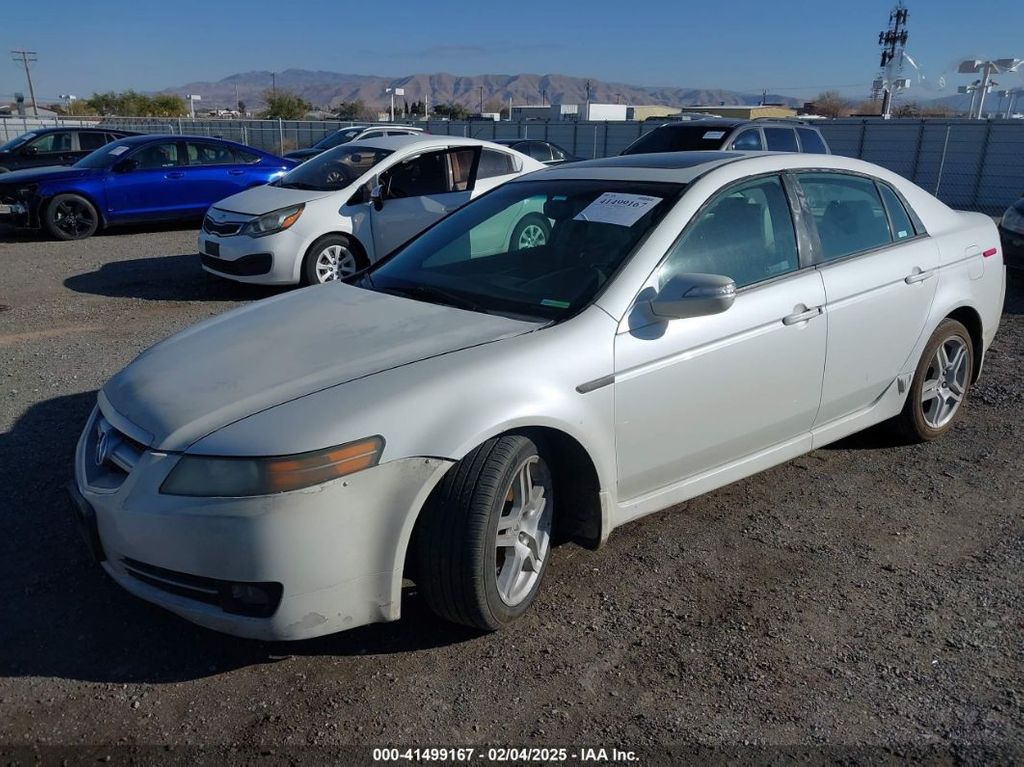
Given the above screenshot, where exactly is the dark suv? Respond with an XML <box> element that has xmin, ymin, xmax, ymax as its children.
<box><xmin>0</xmin><ymin>127</ymin><xmax>139</xmax><ymax>173</ymax></box>
<box><xmin>622</xmin><ymin>119</ymin><xmax>830</xmax><ymax>156</ymax></box>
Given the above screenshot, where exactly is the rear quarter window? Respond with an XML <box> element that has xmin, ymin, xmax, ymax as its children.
<box><xmin>763</xmin><ymin>127</ymin><xmax>799</xmax><ymax>152</ymax></box>
<box><xmin>796</xmin><ymin>128</ymin><xmax>828</xmax><ymax>154</ymax></box>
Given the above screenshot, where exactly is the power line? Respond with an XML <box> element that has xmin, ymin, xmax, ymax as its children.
<box><xmin>11</xmin><ymin>49</ymin><xmax>39</xmax><ymax>116</ymax></box>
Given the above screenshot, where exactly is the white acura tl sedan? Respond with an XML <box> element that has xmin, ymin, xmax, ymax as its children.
<box><xmin>198</xmin><ymin>135</ymin><xmax>545</xmax><ymax>285</ymax></box>
<box><xmin>71</xmin><ymin>151</ymin><xmax>1005</xmax><ymax>640</ymax></box>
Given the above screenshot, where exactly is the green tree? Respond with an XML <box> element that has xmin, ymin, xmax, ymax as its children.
<box><xmin>150</xmin><ymin>94</ymin><xmax>187</xmax><ymax>116</ymax></box>
<box><xmin>260</xmin><ymin>89</ymin><xmax>312</xmax><ymax>119</ymax></box>
<box><xmin>333</xmin><ymin>100</ymin><xmax>370</xmax><ymax>120</ymax></box>
<box><xmin>434</xmin><ymin>102</ymin><xmax>468</xmax><ymax>120</ymax></box>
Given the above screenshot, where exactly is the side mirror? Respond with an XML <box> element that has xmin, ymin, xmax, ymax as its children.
<box><xmin>370</xmin><ymin>183</ymin><xmax>384</xmax><ymax>211</ymax></box>
<box><xmin>114</xmin><ymin>158</ymin><xmax>138</xmax><ymax>173</ymax></box>
<box><xmin>21</xmin><ymin>146</ymin><xmax>38</xmax><ymax>157</ymax></box>
<box><xmin>649</xmin><ymin>273</ymin><xmax>736</xmax><ymax>320</ymax></box>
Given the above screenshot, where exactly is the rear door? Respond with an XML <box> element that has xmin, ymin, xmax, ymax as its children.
<box><xmin>74</xmin><ymin>131</ymin><xmax>110</xmax><ymax>163</ymax></box>
<box><xmin>180</xmin><ymin>140</ymin><xmax>254</xmax><ymax>213</ymax></box>
<box><xmin>20</xmin><ymin>131</ymin><xmax>77</xmax><ymax>168</ymax></box>
<box><xmin>796</xmin><ymin>171</ymin><xmax>939</xmax><ymax>427</ymax></box>
<box><xmin>368</xmin><ymin>146</ymin><xmax>477</xmax><ymax>256</ymax></box>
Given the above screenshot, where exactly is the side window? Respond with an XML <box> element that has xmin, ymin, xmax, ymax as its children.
<box><xmin>29</xmin><ymin>132</ymin><xmax>73</xmax><ymax>153</ymax></box>
<box><xmin>524</xmin><ymin>142</ymin><xmax>553</xmax><ymax>162</ymax></box>
<box><xmin>361</xmin><ymin>130</ymin><xmax>384</xmax><ymax>140</ymax></box>
<box><xmin>449</xmin><ymin>147</ymin><xmax>476</xmax><ymax>191</ymax></box>
<box><xmin>186</xmin><ymin>142</ymin><xmax>235</xmax><ymax>166</ymax></box>
<box><xmin>383</xmin><ymin>150</ymin><xmax>450</xmax><ymax>198</ymax></box>
<box><xmin>132</xmin><ymin>142</ymin><xmax>180</xmax><ymax>169</ymax></box>
<box><xmin>548</xmin><ymin>143</ymin><xmax>567</xmax><ymax>162</ymax></box>
<box><xmin>232</xmin><ymin>148</ymin><xmax>262</xmax><ymax>165</ymax></box>
<box><xmin>878</xmin><ymin>182</ymin><xmax>916</xmax><ymax>241</ymax></box>
<box><xmin>797</xmin><ymin>173</ymin><xmax>892</xmax><ymax>260</ymax></box>
<box><xmin>763</xmin><ymin>127</ymin><xmax>799</xmax><ymax>152</ymax></box>
<box><xmin>477</xmin><ymin>149</ymin><xmax>517</xmax><ymax>179</ymax></box>
<box><xmin>78</xmin><ymin>132</ymin><xmax>108</xmax><ymax>151</ymax></box>
<box><xmin>662</xmin><ymin>175</ymin><xmax>799</xmax><ymax>288</ymax></box>
<box><xmin>731</xmin><ymin>129</ymin><xmax>763</xmax><ymax>151</ymax></box>
<box><xmin>796</xmin><ymin>128</ymin><xmax>828</xmax><ymax>154</ymax></box>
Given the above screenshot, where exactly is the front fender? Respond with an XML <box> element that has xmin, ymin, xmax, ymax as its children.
<box><xmin>188</xmin><ymin>306</ymin><xmax>620</xmax><ymax>501</ymax></box>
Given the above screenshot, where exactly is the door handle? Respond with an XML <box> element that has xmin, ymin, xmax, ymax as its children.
<box><xmin>905</xmin><ymin>268</ymin><xmax>935</xmax><ymax>284</ymax></box>
<box><xmin>165</xmin><ymin>171</ymin><xmax>184</xmax><ymax>179</ymax></box>
<box><xmin>228</xmin><ymin>169</ymin><xmax>245</xmax><ymax>175</ymax></box>
<box><xmin>782</xmin><ymin>306</ymin><xmax>823</xmax><ymax>325</ymax></box>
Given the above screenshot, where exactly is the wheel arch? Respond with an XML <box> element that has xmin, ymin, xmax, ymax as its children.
<box><xmin>298</xmin><ymin>230</ymin><xmax>368</xmax><ymax>283</ymax></box>
<box><xmin>40</xmin><ymin>188</ymin><xmax>108</xmax><ymax>229</ymax></box>
<box><xmin>401</xmin><ymin>423</ymin><xmax>608</xmax><ymax>585</ymax></box>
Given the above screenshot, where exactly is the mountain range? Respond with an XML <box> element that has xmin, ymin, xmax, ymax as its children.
<box><xmin>160</xmin><ymin>69</ymin><xmax>803</xmax><ymax>111</ymax></box>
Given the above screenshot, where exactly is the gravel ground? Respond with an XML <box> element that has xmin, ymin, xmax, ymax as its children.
<box><xmin>0</xmin><ymin>224</ymin><xmax>1022</xmax><ymax>761</ymax></box>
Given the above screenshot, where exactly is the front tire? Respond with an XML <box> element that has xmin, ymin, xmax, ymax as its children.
<box><xmin>510</xmin><ymin>214</ymin><xmax>551</xmax><ymax>251</ymax></box>
<box><xmin>301</xmin><ymin>234</ymin><xmax>366</xmax><ymax>285</ymax></box>
<box><xmin>45</xmin><ymin>193</ymin><xmax>99</xmax><ymax>240</ymax></box>
<box><xmin>414</xmin><ymin>435</ymin><xmax>554</xmax><ymax>631</ymax></box>
<box><xmin>896</xmin><ymin>319</ymin><xmax>974</xmax><ymax>442</ymax></box>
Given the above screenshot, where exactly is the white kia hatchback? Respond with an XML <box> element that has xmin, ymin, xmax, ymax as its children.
<box><xmin>199</xmin><ymin>136</ymin><xmax>545</xmax><ymax>285</ymax></box>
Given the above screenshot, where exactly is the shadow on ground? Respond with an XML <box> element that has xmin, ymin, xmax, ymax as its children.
<box><xmin>64</xmin><ymin>253</ymin><xmax>287</xmax><ymax>302</ymax></box>
<box><xmin>0</xmin><ymin>392</ymin><xmax>478</xmax><ymax>685</ymax></box>
<box><xmin>0</xmin><ymin>220</ymin><xmax>201</xmax><ymax>244</ymax></box>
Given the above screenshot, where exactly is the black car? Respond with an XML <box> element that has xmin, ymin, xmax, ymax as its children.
<box><xmin>493</xmin><ymin>139</ymin><xmax>580</xmax><ymax>165</ymax></box>
<box><xmin>621</xmin><ymin>119</ymin><xmax>831</xmax><ymax>156</ymax></box>
<box><xmin>0</xmin><ymin>127</ymin><xmax>139</xmax><ymax>173</ymax></box>
<box><xmin>999</xmin><ymin>196</ymin><xmax>1024</xmax><ymax>270</ymax></box>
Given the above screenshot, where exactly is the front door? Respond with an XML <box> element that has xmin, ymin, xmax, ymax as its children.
<box><xmin>103</xmin><ymin>141</ymin><xmax>187</xmax><ymax>220</ymax></box>
<box><xmin>614</xmin><ymin>174</ymin><xmax>828</xmax><ymax>501</ymax></box>
<box><xmin>368</xmin><ymin>147</ymin><xmax>476</xmax><ymax>257</ymax></box>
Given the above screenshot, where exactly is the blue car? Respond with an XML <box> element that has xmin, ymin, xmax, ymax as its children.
<box><xmin>0</xmin><ymin>134</ymin><xmax>296</xmax><ymax>240</ymax></box>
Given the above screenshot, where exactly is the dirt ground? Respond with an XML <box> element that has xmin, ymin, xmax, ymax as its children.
<box><xmin>1</xmin><ymin>224</ymin><xmax>1021</xmax><ymax>762</ymax></box>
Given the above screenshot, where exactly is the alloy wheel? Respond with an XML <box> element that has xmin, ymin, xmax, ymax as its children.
<box><xmin>53</xmin><ymin>199</ymin><xmax>96</xmax><ymax>238</ymax></box>
<box><xmin>920</xmin><ymin>335</ymin><xmax>969</xmax><ymax>429</ymax></box>
<box><xmin>517</xmin><ymin>223</ymin><xmax>547</xmax><ymax>249</ymax></box>
<box><xmin>494</xmin><ymin>455</ymin><xmax>552</xmax><ymax>607</ymax></box>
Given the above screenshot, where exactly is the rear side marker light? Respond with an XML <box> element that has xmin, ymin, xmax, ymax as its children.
<box><xmin>983</xmin><ymin>248</ymin><xmax>998</xmax><ymax>258</ymax></box>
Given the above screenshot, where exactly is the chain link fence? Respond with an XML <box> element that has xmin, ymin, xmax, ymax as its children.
<box><xmin>3</xmin><ymin>114</ymin><xmax>1022</xmax><ymax>214</ymax></box>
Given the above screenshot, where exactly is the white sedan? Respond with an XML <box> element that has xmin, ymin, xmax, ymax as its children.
<box><xmin>198</xmin><ymin>135</ymin><xmax>546</xmax><ymax>285</ymax></box>
<box><xmin>72</xmin><ymin>151</ymin><xmax>1005</xmax><ymax>640</ymax></box>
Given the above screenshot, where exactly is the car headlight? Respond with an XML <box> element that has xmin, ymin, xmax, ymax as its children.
<box><xmin>1001</xmin><ymin>205</ymin><xmax>1024</xmax><ymax>235</ymax></box>
<box><xmin>160</xmin><ymin>435</ymin><xmax>384</xmax><ymax>497</ymax></box>
<box><xmin>240</xmin><ymin>203</ymin><xmax>304</xmax><ymax>237</ymax></box>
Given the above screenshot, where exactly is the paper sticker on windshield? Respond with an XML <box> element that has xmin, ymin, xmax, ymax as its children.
<box><xmin>108</xmin><ymin>145</ymin><xmax>130</xmax><ymax>156</ymax></box>
<box><xmin>703</xmin><ymin>130</ymin><xmax>726</xmax><ymax>139</ymax></box>
<box><xmin>574</xmin><ymin>193</ymin><xmax>662</xmax><ymax>227</ymax></box>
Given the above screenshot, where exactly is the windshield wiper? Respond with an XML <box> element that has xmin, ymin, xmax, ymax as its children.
<box><xmin>376</xmin><ymin>283</ymin><xmax>487</xmax><ymax>314</ymax></box>
<box><xmin>274</xmin><ymin>181</ymin><xmax>321</xmax><ymax>190</ymax></box>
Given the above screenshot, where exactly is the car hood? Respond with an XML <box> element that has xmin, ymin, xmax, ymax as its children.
<box><xmin>212</xmin><ymin>182</ymin><xmax>340</xmax><ymax>214</ymax></box>
<box><xmin>0</xmin><ymin>165</ymin><xmax>99</xmax><ymax>183</ymax></box>
<box><xmin>101</xmin><ymin>283</ymin><xmax>541</xmax><ymax>451</ymax></box>
<box><xmin>284</xmin><ymin>149</ymin><xmax>321</xmax><ymax>161</ymax></box>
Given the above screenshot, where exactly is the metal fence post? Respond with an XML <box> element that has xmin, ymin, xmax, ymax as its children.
<box><xmin>909</xmin><ymin>120</ymin><xmax>926</xmax><ymax>183</ymax></box>
<box><xmin>934</xmin><ymin>125</ymin><xmax>951</xmax><ymax>198</ymax></box>
<box><xmin>857</xmin><ymin>119</ymin><xmax>868</xmax><ymax>159</ymax></box>
<box><xmin>969</xmin><ymin>119</ymin><xmax>993</xmax><ymax>211</ymax></box>
<box><xmin>278</xmin><ymin>118</ymin><xmax>284</xmax><ymax>155</ymax></box>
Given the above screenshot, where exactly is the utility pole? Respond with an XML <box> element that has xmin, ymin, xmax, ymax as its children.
<box><xmin>873</xmin><ymin>3</ymin><xmax>909</xmax><ymax>119</ymax></box>
<box><xmin>11</xmin><ymin>50</ymin><xmax>39</xmax><ymax>116</ymax></box>
<box><xmin>479</xmin><ymin>86</ymin><xmax>484</xmax><ymax>115</ymax></box>
<box><xmin>585</xmin><ymin>80</ymin><xmax>592</xmax><ymax>121</ymax></box>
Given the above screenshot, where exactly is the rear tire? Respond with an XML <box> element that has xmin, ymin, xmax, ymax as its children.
<box><xmin>895</xmin><ymin>319</ymin><xmax>974</xmax><ymax>442</ymax></box>
<box><xmin>301</xmin><ymin>234</ymin><xmax>366</xmax><ymax>285</ymax></box>
<box><xmin>44</xmin><ymin>193</ymin><xmax>99</xmax><ymax>240</ymax></box>
<box><xmin>414</xmin><ymin>435</ymin><xmax>554</xmax><ymax>631</ymax></box>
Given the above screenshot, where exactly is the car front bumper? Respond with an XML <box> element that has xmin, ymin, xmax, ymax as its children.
<box><xmin>73</xmin><ymin>404</ymin><xmax>453</xmax><ymax>641</ymax></box>
<box><xmin>0</xmin><ymin>201</ymin><xmax>31</xmax><ymax>227</ymax></box>
<box><xmin>999</xmin><ymin>224</ymin><xmax>1024</xmax><ymax>269</ymax></box>
<box><xmin>199</xmin><ymin>228</ymin><xmax>306</xmax><ymax>285</ymax></box>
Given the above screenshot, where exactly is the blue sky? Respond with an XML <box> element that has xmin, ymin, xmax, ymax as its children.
<box><xmin>3</xmin><ymin>0</ymin><xmax>1022</xmax><ymax>103</ymax></box>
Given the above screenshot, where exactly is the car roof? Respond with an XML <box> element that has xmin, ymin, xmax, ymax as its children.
<box><xmin>652</xmin><ymin>118</ymin><xmax>818</xmax><ymax>130</ymax></box>
<box><xmin>349</xmin><ymin>134</ymin><xmax>518</xmax><ymax>151</ymax></box>
<box><xmin>15</xmin><ymin>126</ymin><xmax>136</xmax><ymax>135</ymax></box>
<box><xmin>524</xmin><ymin>151</ymin><xmax>750</xmax><ymax>183</ymax></box>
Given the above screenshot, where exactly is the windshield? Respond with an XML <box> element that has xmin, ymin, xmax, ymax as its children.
<box><xmin>358</xmin><ymin>179</ymin><xmax>684</xmax><ymax>321</ymax></box>
<box><xmin>272</xmin><ymin>144</ymin><xmax>392</xmax><ymax>191</ymax></box>
<box><xmin>623</xmin><ymin>125</ymin><xmax>732</xmax><ymax>154</ymax></box>
<box><xmin>74</xmin><ymin>140</ymin><xmax>135</xmax><ymax>169</ymax></box>
<box><xmin>0</xmin><ymin>132</ymin><xmax>37</xmax><ymax>152</ymax></box>
<box><xmin>312</xmin><ymin>128</ymin><xmax>363</xmax><ymax>150</ymax></box>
